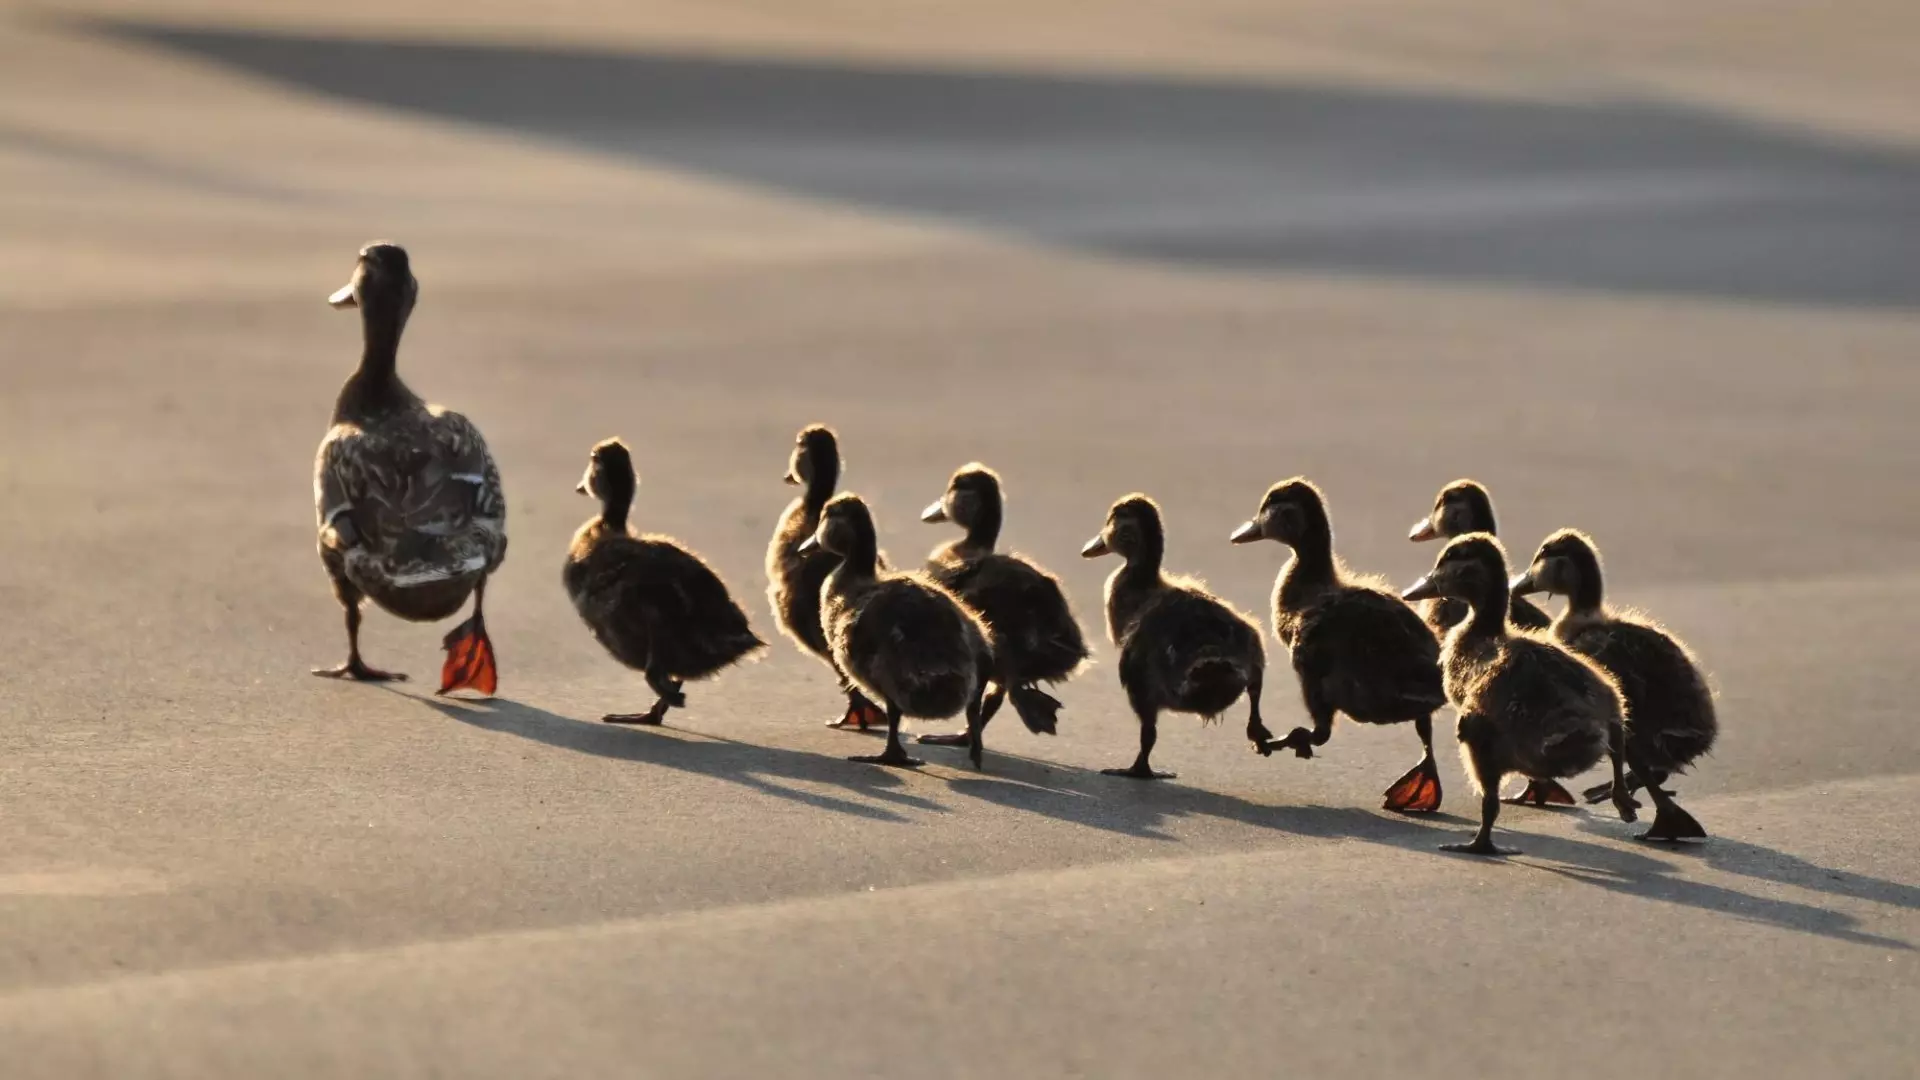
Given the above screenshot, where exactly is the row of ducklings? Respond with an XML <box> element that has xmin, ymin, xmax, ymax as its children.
<box><xmin>567</xmin><ymin>424</ymin><xmax>1715</xmax><ymax>856</ymax></box>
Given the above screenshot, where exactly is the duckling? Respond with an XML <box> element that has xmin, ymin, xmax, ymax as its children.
<box><xmin>1082</xmin><ymin>495</ymin><xmax>1267</xmax><ymax>780</ymax></box>
<box><xmin>1511</xmin><ymin>529</ymin><xmax>1714</xmax><ymax>841</ymax></box>
<box><xmin>1231</xmin><ymin>479</ymin><xmax>1449</xmax><ymax>812</ymax></box>
<box><xmin>1407</xmin><ymin>479</ymin><xmax>1553</xmax><ymax>634</ymax></box>
<box><xmin>565</xmin><ymin>439</ymin><xmax>764</xmax><ymax>724</ymax></box>
<box><xmin>312</xmin><ymin>242</ymin><xmax>506</xmax><ymax>694</ymax></box>
<box><xmin>765</xmin><ymin>424</ymin><xmax>887</xmax><ymax>731</ymax></box>
<box><xmin>801</xmin><ymin>494</ymin><xmax>994</xmax><ymax>769</ymax></box>
<box><xmin>1402</xmin><ymin>534</ymin><xmax>1639</xmax><ymax>855</ymax></box>
<box><xmin>915</xmin><ymin>463</ymin><xmax>1089</xmax><ymax>749</ymax></box>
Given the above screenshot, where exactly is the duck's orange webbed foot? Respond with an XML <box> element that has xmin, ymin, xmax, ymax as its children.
<box><xmin>437</xmin><ymin>614</ymin><xmax>498</xmax><ymax>697</ymax></box>
<box><xmin>1504</xmin><ymin>779</ymin><xmax>1576</xmax><ymax>807</ymax></box>
<box><xmin>826</xmin><ymin>694</ymin><xmax>886</xmax><ymax>732</ymax></box>
<box><xmin>1382</xmin><ymin>755</ymin><xmax>1443</xmax><ymax>813</ymax></box>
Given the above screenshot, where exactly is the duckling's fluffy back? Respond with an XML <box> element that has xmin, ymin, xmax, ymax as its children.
<box><xmin>1285</xmin><ymin>579</ymin><xmax>1446</xmax><ymax>722</ymax></box>
<box><xmin>1557</xmin><ymin>608</ymin><xmax>1717</xmax><ymax>774</ymax></box>
<box><xmin>767</xmin><ymin>495</ymin><xmax>837</xmax><ymax>658</ymax></box>
<box><xmin>1445</xmin><ymin>629</ymin><xmax>1622</xmax><ymax>790</ymax></box>
<box><xmin>827</xmin><ymin>571</ymin><xmax>990</xmax><ymax>719</ymax></box>
<box><xmin>928</xmin><ymin>551</ymin><xmax>1088</xmax><ymax>685</ymax></box>
<box><xmin>1117</xmin><ymin>576</ymin><xmax>1265</xmax><ymax>720</ymax></box>
<box><xmin>568</xmin><ymin>523</ymin><xmax>765</xmax><ymax>679</ymax></box>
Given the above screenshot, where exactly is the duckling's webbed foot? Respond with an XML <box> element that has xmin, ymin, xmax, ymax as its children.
<box><xmin>1261</xmin><ymin>727</ymin><xmax>1317</xmax><ymax>759</ymax></box>
<box><xmin>826</xmin><ymin>692</ymin><xmax>887</xmax><ymax>732</ymax></box>
<box><xmin>602</xmin><ymin>707</ymin><xmax>668</xmax><ymax>726</ymax></box>
<box><xmin>437</xmin><ymin>614</ymin><xmax>498</xmax><ymax>697</ymax></box>
<box><xmin>1504</xmin><ymin>779</ymin><xmax>1577</xmax><ymax>807</ymax></box>
<box><xmin>312</xmin><ymin>658</ymin><xmax>407</xmax><ymax>682</ymax></box>
<box><xmin>849</xmin><ymin>705</ymin><xmax>922</xmax><ymax>767</ymax></box>
<box><xmin>1382</xmin><ymin>754</ymin><xmax>1443</xmax><ymax>814</ymax></box>
<box><xmin>1639</xmin><ymin>797</ymin><xmax>1706</xmax><ymax>842</ymax></box>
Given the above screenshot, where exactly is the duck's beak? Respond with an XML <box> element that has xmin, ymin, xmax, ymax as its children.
<box><xmin>1408</xmin><ymin>517</ymin><xmax>1439</xmax><ymax>542</ymax></box>
<box><xmin>782</xmin><ymin>471</ymin><xmax>801</xmax><ymax>486</ymax></box>
<box><xmin>797</xmin><ymin>535</ymin><xmax>820</xmax><ymax>554</ymax></box>
<box><xmin>328</xmin><ymin>282</ymin><xmax>358</xmax><ymax>309</ymax></box>
<box><xmin>1080</xmin><ymin>534</ymin><xmax>1111</xmax><ymax>559</ymax></box>
<box><xmin>1508</xmin><ymin>569</ymin><xmax>1540</xmax><ymax>597</ymax></box>
<box><xmin>921</xmin><ymin>500</ymin><xmax>949</xmax><ymax>524</ymax></box>
<box><xmin>1229</xmin><ymin>520</ymin><xmax>1262</xmax><ymax>545</ymax></box>
<box><xmin>1401</xmin><ymin>575</ymin><xmax>1440</xmax><ymax>602</ymax></box>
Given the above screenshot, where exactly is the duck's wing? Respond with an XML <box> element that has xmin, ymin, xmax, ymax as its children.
<box><xmin>314</xmin><ymin>407</ymin><xmax>505</xmax><ymax>584</ymax></box>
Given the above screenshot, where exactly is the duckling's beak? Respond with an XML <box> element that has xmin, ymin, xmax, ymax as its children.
<box><xmin>797</xmin><ymin>536</ymin><xmax>820</xmax><ymax>554</ymax></box>
<box><xmin>575</xmin><ymin>482</ymin><xmax>588</xmax><ymax>495</ymax></box>
<box><xmin>1401</xmin><ymin>575</ymin><xmax>1440</xmax><ymax>602</ymax></box>
<box><xmin>1080</xmin><ymin>535</ymin><xmax>1111</xmax><ymax>559</ymax></box>
<box><xmin>1508</xmin><ymin>570</ymin><xmax>1540</xmax><ymax>597</ymax></box>
<box><xmin>1228</xmin><ymin>520</ymin><xmax>1263</xmax><ymax>545</ymax></box>
<box><xmin>1408</xmin><ymin>517</ymin><xmax>1439</xmax><ymax>542</ymax></box>
<box><xmin>782</xmin><ymin>471</ymin><xmax>801</xmax><ymax>486</ymax></box>
<box><xmin>328</xmin><ymin>282</ymin><xmax>358</xmax><ymax>309</ymax></box>
<box><xmin>921</xmin><ymin>500</ymin><xmax>949</xmax><ymax>524</ymax></box>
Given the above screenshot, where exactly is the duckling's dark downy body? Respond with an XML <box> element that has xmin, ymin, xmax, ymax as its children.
<box><xmin>1084</xmin><ymin>495</ymin><xmax>1267</xmax><ymax>780</ymax></box>
<box><xmin>566</xmin><ymin>439</ymin><xmax>764</xmax><ymax>724</ymax></box>
<box><xmin>312</xmin><ymin>243</ymin><xmax>506</xmax><ymax>695</ymax></box>
<box><xmin>1513</xmin><ymin>529</ymin><xmax>1715</xmax><ymax>841</ymax></box>
<box><xmin>1405</xmin><ymin>534</ymin><xmax>1639</xmax><ymax>856</ymax></box>
<box><xmin>1232</xmin><ymin>479</ymin><xmax>1448</xmax><ymax>812</ymax></box>
<box><xmin>806</xmin><ymin>494</ymin><xmax>994</xmax><ymax>769</ymax></box>
<box><xmin>1408</xmin><ymin>479</ymin><xmax>1553</xmax><ymax>636</ymax></box>
<box><xmin>916</xmin><ymin>464</ymin><xmax>1088</xmax><ymax>749</ymax></box>
<box><xmin>765</xmin><ymin>425</ymin><xmax>887</xmax><ymax>731</ymax></box>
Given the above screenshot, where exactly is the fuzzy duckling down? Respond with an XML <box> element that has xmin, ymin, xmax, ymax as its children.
<box><xmin>1082</xmin><ymin>495</ymin><xmax>1267</xmax><ymax>780</ymax></box>
<box><xmin>1512</xmin><ymin>529</ymin><xmax>1714</xmax><ymax>842</ymax></box>
<box><xmin>766</xmin><ymin>424</ymin><xmax>888</xmax><ymax>731</ymax></box>
<box><xmin>1232</xmin><ymin>478</ymin><xmax>1450</xmax><ymax>812</ymax></box>
<box><xmin>916</xmin><ymin>462</ymin><xmax>1088</xmax><ymax>750</ymax></box>
<box><xmin>566</xmin><ymin>439</ymin><xmax>764</xmax><ymax>725</ymax></box>
<box><xmin>1404</xmin><ymin>534</ymin><xmax>1638</xmax><ymax>856</ymax></box>
<box><xmin>1408</xmin><ymin>479</ymin><xmax>1552</xmax><ymax>635</ymax></box>
<box><xmin>802</xmin><ymin>494</ymin><xmax>996</xmax><ymax>770</ymax></box>
<box><xmin>312</xmin><ymin>242</ymin><xmax>506</xmax><ymax>695</ymax></box>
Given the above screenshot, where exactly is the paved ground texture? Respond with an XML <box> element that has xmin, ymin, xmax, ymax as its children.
<box><xmin>3</xmin><ymin>3</ymin><xmax>1918</xmax><ymax>1077</ymax></box>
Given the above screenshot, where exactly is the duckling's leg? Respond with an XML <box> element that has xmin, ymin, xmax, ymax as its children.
<box><xmin>1261</xmin><ymin>683</ymin><xmax>1334</xmax><ymax>759</ymax></box>
<box><xmin>849</xmin><ymin>703</ymin><xmax>924</xmax><ymax>768</ymax></box>
<box><xmin>1382</xmin><ymin>713</ymin><xmax>1444</xmax><ymax>813</ymax></box>
<box><xmin>1103</xmin><ymin>699</ymin><xmax>1176</xmax><ymax>780</ymax></box>
<box><xmin>1504</xmin><ymin>779</ymin><xmax>1578</xmax><ymax>807</ymax></box>
<box><xmin>1243</xmin><ymin>667</ymin><xmax>1274</xmax><ymax>751</ymax></box>
<box><xmin>437</xmin><ymin>577</ymin><xmax>498</xmax><ymax>696</ymax></box>
<box><xmin>965</xmin><ymin>685</ymin><xmax>987</xmax><ymax>770</ymax></box>
<box><xmin>1629</xmin><ymin>758</ymin><xmax>1705</xmax><ymax>842</ymax></box>
<box><xmin>1442</xmin><ymin>724</ymin><xmax>1518</xmax><ymax>856</ymax></box>
<box><xmin>312</xmin><ymin>586</ymin><xmax>407</xmax><ymax>682</ymax></box>
<box><xmin>603</xmin><ymin>670</ymin><xmax>685</xmax><ymax>725</ymax></box>
<box><xmin>918</xmin><ymin>686</ymin><xmax>1003</xmax><ymax>746</ymax></box>
<box><xmin>1581</xmin><ymin>771</ymin><xmax>1664</xmax><ymax>805</ymax></box>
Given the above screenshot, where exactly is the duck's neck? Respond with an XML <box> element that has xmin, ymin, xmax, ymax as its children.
<box><xmin>837</xmin><ymin>529</ymin><xmax>881</xmax><ymax>580</ymax></box>
<box><xmin>598</xmin><ymin>473</ymin><xmax>635</xmax><ymax>533</ymax></box>
<box><xmin>1460</xmin><ymin>580</ymin><xmax>1512</xmax><ymax>640</ymax></box>
<box><xmin>1564</xmin><ymin>564</ymin><xmax>1605</xmax><ymax>616</ymax></box>
<box><xmin>1284</xmin><ymin>522</ymin><xmax>1338</xmax><ymax>589</ymax></box>
<box><xmin>962</xmin><ymin>499</ymin><xmax>1002</xmax><ymax>553</ymax></box>
<box><xmin>803</xmin><ymin>456</ymin><xmax>840</xmax><ymax>519</ymax></box>
<box><xmin>1116</xmin><ymin>528</ymin><xmax>1166</xmax><ymax>589</ymax></box>
<box><xmin>335</xmin><ymin>301</ymin><xmax>413</xmax><ymax>419</ymax></box>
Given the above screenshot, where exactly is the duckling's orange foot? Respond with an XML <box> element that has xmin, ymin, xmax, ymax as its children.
<box><xmin>602</xmin><ymin>707</ymin><xmax>668</xmax><ymax>725</ymax></box>
<box><xmin>849</xmin><ymin>748</ymin><xmax>923</xmax><ymax>768</ymax></box>
<box><xmin>1639</xmin><ymin>804</ymin><xmax>1707</xmax><ymax>843</ymax></box>
<box><xmin>1382</xmin><ymin>758</ymin><xmax>1443</xmax><ymax>813</ymax></box>
<box><xmin>1102</xmin><ymin>765</ymin><xmax>1177</xmax><ymax>780</ymax></box>
<box><xmin>1441</xmin><ymin>839</ymin><xmax>1519</xmax><ymax>857</ymax></box>
<box><xmin>1504</xmin><ymin>779</ymin><xmax>1576</xmax><ymax>807</ymax></box>
<box><xmin>916</xmin><ymin>730</ymin><xmax>973</xmax><ymax>747</ymax></box>
<box><xmin>312</xmin><ymin>659</ymin><xmax>407</xmax><ymax>682</ymax></box>
<box><xmin>826</xmin><ymin>699</ymin><xmax>887</xmax><ymax>732</ymax></box>
<box><xmin>436</xmin><ymin>616</ymin><xmax>498</xmax><ymax>697</ymax></box>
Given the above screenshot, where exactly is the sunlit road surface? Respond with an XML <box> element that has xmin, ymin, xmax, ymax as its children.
<box><xmin>2</xmin><ymin>4</ymin><xmax>1917</xmax><ymax>1077</ymax></box>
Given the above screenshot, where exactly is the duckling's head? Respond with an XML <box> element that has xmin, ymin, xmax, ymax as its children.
<box><xmin>576</xmin><ymin>437</ymin><xmax>637</xmax><ymax>500</ymax></box>
<box><xmin>329</xmin><ymin>242</ymin><xmax>418</xmax><ymax>317</ymax></box>
<box><xmin>1403</xmin><ymin>533</ymin><xmax>1508</xmax><ymax>604</ymax></box>
<box><xmin>784</xmin><ymin>424</ymin><xmax>840</xmax><ymax>487</ymax></box>
<box><xmin>1409</xmin><ymin>479</ymin><xmax>1496</xmax><ymax>543</ymax></box>
<box><xmin>1510</xmin><ymin>527</ymin><xmax>1603</xmax><ymax>602</ymax></box>
<box><xmin>1082</xmin><ymin>494</ymin><xmax>1161</xmax><ymax>560</ymax></box>
<box><xmin>1229</xmin><ymin>477</ymin><xmax>1328</xmax><ymax>548</ymax></box>
<box><xmin>800</xmin><ymin>492</ymin><xmax>875</xmax><ymax>557</ymax></box>
<box><xmin>923</xmin><ymin>463</ymin><xmax>1002</xmax><ymax>527</ymax></box>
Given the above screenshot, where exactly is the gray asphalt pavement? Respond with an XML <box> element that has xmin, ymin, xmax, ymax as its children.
<box><xmin>3</xmin><ymin>5</ymin><xmax>1917</xmax><ymax>1077</ymax></box>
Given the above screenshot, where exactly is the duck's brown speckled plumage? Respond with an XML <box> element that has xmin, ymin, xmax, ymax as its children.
<box><xmin>1406</xmin><ymin>534</ymin><xmax>1636</xmax><ymax>855</ymax></box>
<box><xmin>1232</xmin><ymin>479</ymin><xmax>1446</xmax><ymax>811</ymax></box>
<box><xmin>1083</xmin><ymin>495</ymin><xmax>1266</xmax><ymax>780</ymax></box>
<box><xmin>1408</xmin><ymin>479</ymin><xmax>1550</xmax><ymax>634</ymax></box>
<box><xmin>1514</xmin><ymin>528</ymin><xmax>1716</xmax><ymax>840</ymax></box>
<box><xmin>810</xmin><ymin>494</ymin><xmax>994</xmax><ymax>769</ymax></box>
<box><xmin>566</xmin><ymin>439</ymin><xmax>763</xmax><ymax>724</ymax></box>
